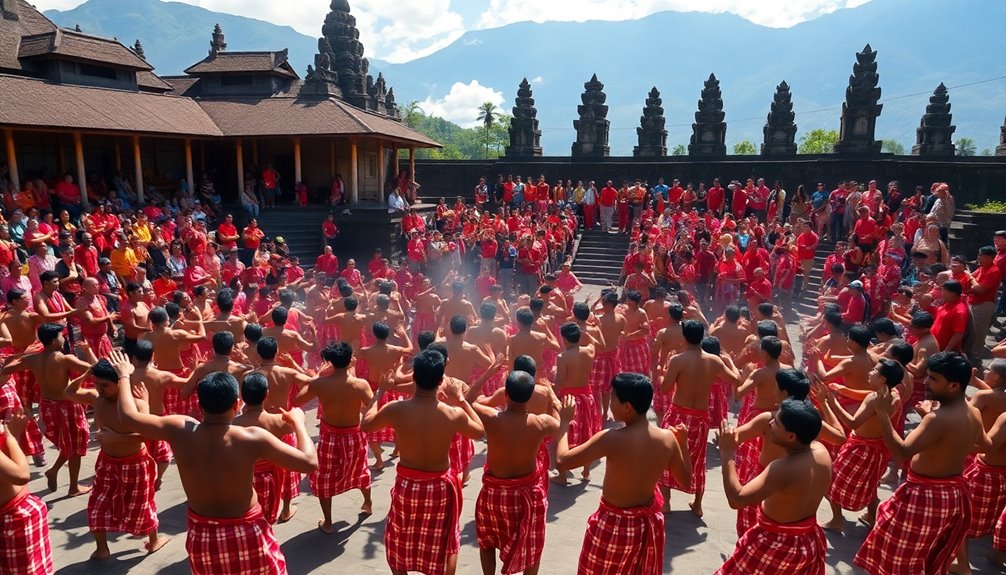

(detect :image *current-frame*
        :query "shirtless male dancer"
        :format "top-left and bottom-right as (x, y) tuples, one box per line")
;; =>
(357, 321), (414, 468)
(553, 322), (600, 485)
(0, 410), (54, 574)
(589, 292), (624, 421)
(129, 339), (188, 489)
(140, 307), (205, 417)
(0, 288), (45, 464)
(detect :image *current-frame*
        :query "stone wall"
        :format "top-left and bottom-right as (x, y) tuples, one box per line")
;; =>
(403, 155), (1006, 206)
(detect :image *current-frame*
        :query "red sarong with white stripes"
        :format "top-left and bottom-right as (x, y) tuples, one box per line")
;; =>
(577, 490), (664, 575)
(39, 397), (89, 457)
(186, 504), (287, 575)
(0, 488), (53, 575)
(386, 466), (462, 575)
(253, 460), (281, 524)
(310, 422), (371, 498)
(0, 381), (42, 456)
(87, 447), (159, 535)
(660, 404), (709, 494)
(588, 349), (620, 394)
(716, 509), (826, 574)
(828, 433), (889, 512)
(964, 456), (1006, 538)
(476, 469), (548, 575)
(561, 387), (601, 448)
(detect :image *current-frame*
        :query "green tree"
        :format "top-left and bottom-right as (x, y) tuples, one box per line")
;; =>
(980, 148), (994, 156)
(476, 102), (500, 159)
(732, 140), (756, 155)
(956, 137), (976, 156)
(402, 100), (424, 129)
(798, 129), (839, 154)
(671, 144), (687, 156)
(881, 140), (905, 154)
(490, 114), (511, 157)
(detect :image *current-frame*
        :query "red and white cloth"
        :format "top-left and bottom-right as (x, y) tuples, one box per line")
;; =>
(660, 405), (709, 494)
(588, 349), (620, 394)
(253, 460), (281, 524)
(853, 471), (971, 575)
(87, 448), (159, 535)
(386, 466), (462, 575)
(186, 504), (287, 575)
(310, 422), (371, 499)
(279, 433), (301, 500)
(577, 490), (664, 575)
(145, 439), (173, 464)
(0, 381), (43, 456)
(964, 456), (1006, 538)
(617, 339), (649, 375)
(0, 488), (53, 575)
(561, 387), (602, 448)
(449, 433), (475, 481)
(39, 397), (89, 457)
(162, 367), (199, 418)
(828, 433), (890, 512)
(475, 470), (548, 575)
(716, 509), (826, 574)
(708, 378), (729, 427)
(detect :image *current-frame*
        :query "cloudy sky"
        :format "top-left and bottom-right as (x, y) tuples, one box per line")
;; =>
(35, 0), (873, 63)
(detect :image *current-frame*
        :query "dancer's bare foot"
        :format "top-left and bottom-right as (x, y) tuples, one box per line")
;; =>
(581, 467), (590, 481)
(317, 519), (334, 534)
(144, 536), (170, 554)
(549, 470), (569, 486)
(68, 485), (92, 497)
(858, 513), (876, 527)
(371, 458), (386, 469)
(89, 549), (111, 560)
(948, 560), (973, 575)
(361, 501), (373, 515)
(44, 469), (57, 492)
(820, 517), (844, 533)
(277, 506), (298, 523)
(688, 500), (704, 518)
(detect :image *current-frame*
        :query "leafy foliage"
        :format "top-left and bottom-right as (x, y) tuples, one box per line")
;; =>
(732, 140), (756, 155)
(402, 103), (509, 160)
(956, 137), (976, 156)
(671, 144), (687, 156)
(880, 140), (905, 154)
(964, 199), (1006, 213)
(798, 129), (839, 154)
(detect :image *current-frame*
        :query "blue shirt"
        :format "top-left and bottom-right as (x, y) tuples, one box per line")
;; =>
(811, 190), (829, 209)
(652, 184), (669, 201)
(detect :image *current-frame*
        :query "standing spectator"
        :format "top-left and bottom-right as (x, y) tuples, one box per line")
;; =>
(241, 218), (264, 266)
(994, 230), (1006, 328)
(932, 280), (969, 353)
(330, 174), (346, 206)
(217, 214), (240, 253)
(55, 173), (83, 220)
(810, 182), (830, 237)
(795, 220), (819, 294)
(707, 178), (725, 216)
(241, 178), (259, 218)
(929, 183), (955, 246)
(322, 213), (339, 252)
(261, 164), (280, 208)
(828, 182), (848, 243)
(583, 181), (597, 231)
(968, 246), (1002, 362)
(599, 181), (617, 233)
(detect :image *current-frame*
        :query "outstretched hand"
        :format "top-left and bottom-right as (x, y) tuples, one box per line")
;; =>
(559, 395), (576, 424)
(279, 407), (306, 427)
(109, 349), (134, 378)
(718, 419), (738, 459)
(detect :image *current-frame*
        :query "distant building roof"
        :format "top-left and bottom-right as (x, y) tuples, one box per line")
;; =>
(18, 28), (152, 71)
(184, 49), (298, 78)
(196, 96), (439, 147)
(136, 70), (173, 93)
(0, 0), (57, 72)
(0, 74), (221, 136)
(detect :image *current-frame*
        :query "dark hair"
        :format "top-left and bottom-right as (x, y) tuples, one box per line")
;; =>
(134, 338), (154, 362)
(757, 303), (774, 317)
(427, 342), (449, 362)
(776, 368), (810, 400)
(91, 359), (119, 382)
(668, 303), (684, 321)
(516, 308), (534, 327)
(5, 288), (24, 304)
(626, 290), (642, 303)
(322, 342), (353, 368)
(197, 371), (240, 414)
(271, 306), (288, 327)
(778, 398), (822, 445)
(344, 296), (358, 311)
(514, 355), (537, 376)
(480, 302), (497, 321)
(417, 330), (436, 350)
(681, 319), (704, 345)
(244, 322), (263, 343)
(760, 336), (783, 360)
(148, 307), (168, 325)
(871, 317), (898, 337)
(910, 311), (934, 329)
(560, 322), (581, 343)
(848, 325), (872, 349)
(877, 358), (905, 389)
(504, 370), (535, 404)
(449, 315), (467, 335)
(572, 302), (590, 321)
(611, 372), (653, 415)
(257, 336), (278, 360)
(824, 310), (843, 328)
(212, 331), (235, 356)
(216, 288), (235, 312)
(602, 291), (618, 306)
(887, 340), (914, 366)
(529, 298), (544, 314)
(372, 321), (390, 341)
(927, 351), (972, 389)
(412, 349), (446, 391)
(756, 320), (778, 338)
(241, 372), (269, 406)
(942, 280), (963, 296)
(700, 336), (721, 355)
(38, 322), (64, 346)
(39, 270), (59, 284)
(165, 302), (181, 321)
(724, 306), (740, 323)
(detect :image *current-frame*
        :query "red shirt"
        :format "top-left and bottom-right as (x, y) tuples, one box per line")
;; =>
(183, 265), (210, 291)
(242, 226), (263, 250)
(707, 186), (725, 212)
(407, 238), (425, 262)
(842, 293), (866, 324)
(502, 182), (514, 203)
(853, 217), (879, 243)
(217, 222), (239, 250)
(970, 263), (1003, 305)
(932, 300), (969, 351)
(480, 239), (498, 259)
(74, 244), (99, 277)
(152, 277), (177, 302)
(322, 221), (338, 239)
(668, 186), (684, 205)
(746, 277), (772, 305)
(475, 274), (496, 299)
(796, 231), (819, 261)
(599, 186), (618, 207)
(536, 183), (550, 202)
(731, 189), (747, 215)
(185, 230), (207, 256)
(315, 253), (339, 277)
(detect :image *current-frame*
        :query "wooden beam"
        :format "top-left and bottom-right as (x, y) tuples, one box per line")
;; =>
(409, 146), (416, 202)
(73, 132), (87, 207)
(4, 129), (20, 193)
(377, 140), (386, 204)
(349, 139), (359, 205)
(293, 137), (302, 184)
(132, 135), (144, 204)
(185, 138), (194, 194)
(329, 139), (336, 180)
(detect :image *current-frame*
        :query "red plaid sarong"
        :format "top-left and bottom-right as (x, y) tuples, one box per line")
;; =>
(475, 470), (547, 575)
(39, 397), (89, 457)
(310, 422), (371, 498)
(0, 487), (53, 575)
(995, 499), (1006, 550)
(734, 409), (768, 537)
(472, 366), (505, 397)
(964, 457), (1006, 537)
(83, 333), (113, 360)
(279, 433), (301, 500)
(716, 509), (826, 574)
(708, 378), (729, 426)
(577, 490), (664, 575)
(854, 471), (971, 575)
(660, 405), (709, 494)
(253, 460), (281, 524)
(162, 367), (199, 418)
(828, 433), (890, 512)
(186, 504), (287, 575)
(617, 339), (649, 375)
(651, 388), (672, 416)
(588, 349), (620, 394)
(449, 433), (475, 480)
(11, 369), (38, 409)
(537, 439), (551, 494)
(561, 387), (601, 448)
(0, 381), (42, 456)
(412, 312), (436, 344)
(145, 439), (173, 463)
(87, 448), (159, 535)
(542, 349), (557, 381)
(386, 466), (462, 575)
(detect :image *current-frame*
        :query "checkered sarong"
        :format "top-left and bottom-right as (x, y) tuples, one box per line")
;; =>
(708, 378), (729, 427)
(716, 509), (826, 574)
(162, 367), (200, 418)
(660, 405), (709, 494)
(310, 422), (371, 499)
(964, 457), (1006, 538)
(588, 349), (620, 394)
(386, 466), (462, 575)
(0, 381), (43, 456)
(854, 471), (971, 575)
(561, 387), (601, 448)
(186, 504), (287, 575)
(828, 433), (890, 512)
(145, 439), (173, 464)
(473, 366), (506, 397)
(279, 433), (301, 500)
(577, 490), (664, 575)
(0, 488), (53, 575)
(475, 470), (547, 575)
(39, 397), (89, 457)
(617, 339), (649, 375)
(253, 461), (281, 524)
(87, 448), (159, 535)
(449, 434), (475, 481)
(358, 360), (396, 444)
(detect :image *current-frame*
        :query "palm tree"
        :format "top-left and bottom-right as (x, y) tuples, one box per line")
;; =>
(476, 102), (499, 159)
(956, 137), (976, 157)
(402, 100), (424, 128)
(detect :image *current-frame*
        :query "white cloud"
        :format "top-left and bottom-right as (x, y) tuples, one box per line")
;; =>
(420, 80), (505, 128)
(530, 75), (545, 85)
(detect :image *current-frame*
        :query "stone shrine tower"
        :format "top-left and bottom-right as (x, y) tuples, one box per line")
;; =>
(998, 116), (1006, 156)
(571, 74), (610, 158)
(688, 73), (726, 157)
(634, 87), (667, 157)
(761, 81), (797, 156)
(506, 78), (542, 158)
(912, 83), (956, 156)
(835, 44), (883, 155)
(303, 0), (399, 119)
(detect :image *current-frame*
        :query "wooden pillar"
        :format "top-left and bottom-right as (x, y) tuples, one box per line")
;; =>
(329, 140), (337, 179)
(376, 141), (386, 203)
(4, 129), (20, 192)
(113, 138), (122, 173)
(73, 132), (87, 206)
(236, 139), (245, 199)
(349, 139), (359, 205)
(132, 135), (144, 204)
(409, 146), (416, 201)
(293, 137), (302, 183)
(184, 138), (194, 192)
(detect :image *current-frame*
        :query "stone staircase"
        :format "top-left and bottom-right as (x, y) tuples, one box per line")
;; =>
(949, 210), (1005, 261)
(252, 206), (328, 265)
(571, 229), (631, 286)
(792, 239), (836, 319)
